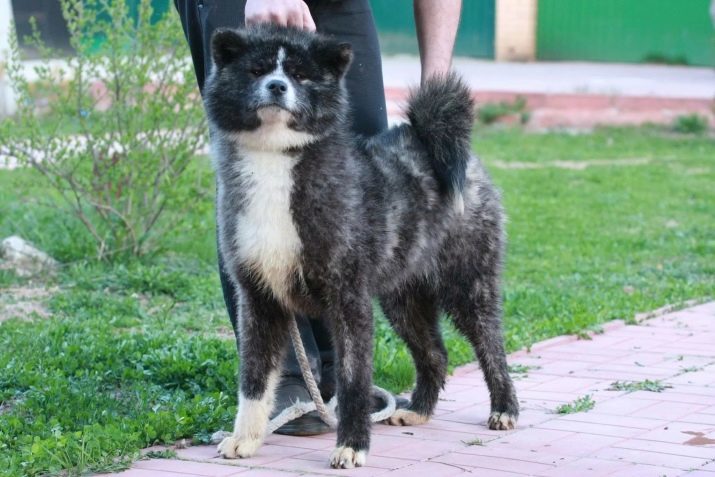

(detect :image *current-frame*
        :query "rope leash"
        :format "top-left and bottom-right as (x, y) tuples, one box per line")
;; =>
(211, 314), (397, 444)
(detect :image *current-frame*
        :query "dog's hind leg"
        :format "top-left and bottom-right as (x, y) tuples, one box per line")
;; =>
(379, 285), (447, 426)
(218, 281), (289, 459)
(328, 287), (374, 469)
(442, 273), (519, 430)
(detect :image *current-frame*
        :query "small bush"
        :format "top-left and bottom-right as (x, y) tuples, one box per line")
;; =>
(672, 114), (709, 135)
(477, 97), (529, 125)
(0, 0), (206, 260)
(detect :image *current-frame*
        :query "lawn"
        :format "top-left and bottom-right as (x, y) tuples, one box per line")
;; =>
(0, 127), (713, 475)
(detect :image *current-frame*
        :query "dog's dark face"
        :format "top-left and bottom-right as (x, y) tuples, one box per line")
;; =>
(204, 25), (352, 138)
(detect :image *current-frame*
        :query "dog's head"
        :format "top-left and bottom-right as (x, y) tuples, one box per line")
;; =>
(204, 25), (352, 147)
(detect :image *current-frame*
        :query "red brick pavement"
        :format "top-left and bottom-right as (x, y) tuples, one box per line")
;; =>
(110, 301), (715, 477)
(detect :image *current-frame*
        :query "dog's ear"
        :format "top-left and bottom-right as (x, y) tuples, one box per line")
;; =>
(212, 29), (249, 68)
(313, 40), (353, 78)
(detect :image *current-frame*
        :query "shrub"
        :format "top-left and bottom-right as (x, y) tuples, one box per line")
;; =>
(477, 96), (529, 125)
(0, 0), (206, 260)
(672, 114), (709, 135)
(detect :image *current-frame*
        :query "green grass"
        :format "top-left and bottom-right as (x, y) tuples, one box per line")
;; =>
(608, 379), (673, 393)
(555, 395), (596, 414)
(0, 127), (713, 475)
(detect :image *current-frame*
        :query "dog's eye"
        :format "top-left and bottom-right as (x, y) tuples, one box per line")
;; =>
(250, 68), (264, 77)
(293, 72), (306, 81)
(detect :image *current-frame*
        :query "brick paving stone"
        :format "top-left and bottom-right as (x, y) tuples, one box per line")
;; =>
(431, 451), (557, 475)
(133, 459), (247, 476)
(494, 428), (575, 450)
(112, 470), (205, 477)
(516, 360), (594, 377)
(534, 458), (633, 477)
(668, 373), (715, 387)
(681, 413), (715, 426)
(266, 456), (392, 476)
(264, 433), (336, 450)
(631, 401), (709, 421)
(634, 421), (715, 445)
(526, 376), (607, 393)
(608, 464), (689, 477)
(105, 302), (715, 477)
(535, 350), (627, 364)
(535, 418), (647, 438)
(238, 470), (301, 476)
(591, 396), (662, 416)
(613, 438), (715, 460)
(536, 432), (626, 457)
(592, 447), (709, 469)
(557, 411), (669, 430)
(591, 363), (679, 379)
(454, 445), (573, 467)
(370, 438), (462, 461)
(513, 389), (582, 403)
(383, 462), (470, 477)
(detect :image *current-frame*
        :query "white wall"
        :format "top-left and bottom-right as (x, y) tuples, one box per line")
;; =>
(495, 0), (538, 61)
(0, 0), (16, 116)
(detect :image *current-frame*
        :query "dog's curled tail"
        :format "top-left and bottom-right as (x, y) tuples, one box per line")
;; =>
(406, 72), (474, 213)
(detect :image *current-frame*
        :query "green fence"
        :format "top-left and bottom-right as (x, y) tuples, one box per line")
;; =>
(537, 0), (715, 66)
(371, 0), (495, 58)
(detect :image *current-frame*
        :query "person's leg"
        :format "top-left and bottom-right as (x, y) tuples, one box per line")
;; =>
(175, 0), (331, 435)
(307, 0), (389, 399)
(309, 0), (388, 137)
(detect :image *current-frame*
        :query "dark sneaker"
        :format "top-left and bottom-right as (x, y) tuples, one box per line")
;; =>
(271, 377), (332, 436)
(271, 377), (411, 436)
(372, 392), (410, 412)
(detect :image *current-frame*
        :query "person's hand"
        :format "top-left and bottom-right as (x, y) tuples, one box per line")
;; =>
(245, 0), (316, 31)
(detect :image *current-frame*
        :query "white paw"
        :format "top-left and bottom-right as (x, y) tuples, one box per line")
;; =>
(217, 435), (262, 459)
(329, 446), (367, 469)
(488, 411), (518, 430)
(385, 409), (430, 426)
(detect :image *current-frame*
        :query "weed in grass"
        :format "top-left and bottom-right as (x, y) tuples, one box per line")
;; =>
(608, 380), (672, 392)
(575, 324), (604, 340)
(555, 395), (596, 414)
(462, 438), (484, 446)
(678, 366), (704, 374)
(508, 364), (539, 374)
(143, 449), (178, 459)
(672, 114), (709, 135)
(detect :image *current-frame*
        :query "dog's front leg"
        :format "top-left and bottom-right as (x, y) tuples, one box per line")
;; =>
(328, 289), (374, 469)
(218, 282), (289, 459)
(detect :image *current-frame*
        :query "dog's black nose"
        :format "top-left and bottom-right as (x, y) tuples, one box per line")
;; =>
(266, 79), (288, 95)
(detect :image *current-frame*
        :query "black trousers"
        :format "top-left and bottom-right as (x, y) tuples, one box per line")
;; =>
(174, 0), (387, 385)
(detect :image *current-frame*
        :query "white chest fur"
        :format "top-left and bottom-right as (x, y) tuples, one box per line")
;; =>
(233, 150), (302, 303)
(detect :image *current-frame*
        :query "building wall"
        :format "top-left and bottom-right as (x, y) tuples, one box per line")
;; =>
(537, 0), (715, 66)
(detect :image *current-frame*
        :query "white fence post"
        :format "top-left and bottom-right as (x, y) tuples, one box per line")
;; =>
(0, 0), (16, 117)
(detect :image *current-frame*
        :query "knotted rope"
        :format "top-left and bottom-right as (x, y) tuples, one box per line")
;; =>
(211, 314), (397, 444)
